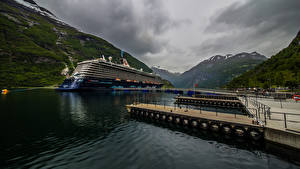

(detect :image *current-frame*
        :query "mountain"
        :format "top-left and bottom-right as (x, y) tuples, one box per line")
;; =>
(173, 52), (267, 88)
(226, 30), (300, 89)
(151, 66), (181, 84)
(0, 0), (152, 88)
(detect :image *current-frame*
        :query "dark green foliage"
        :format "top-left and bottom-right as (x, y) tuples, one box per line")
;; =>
(226, 31), (300, 89)
(0, 1), (152, 88)
(0, 62), (65, 87)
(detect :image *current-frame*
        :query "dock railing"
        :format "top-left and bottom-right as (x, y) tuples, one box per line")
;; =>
(240, 95), (300, 132)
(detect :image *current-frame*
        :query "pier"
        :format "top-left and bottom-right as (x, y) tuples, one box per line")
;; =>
(240, 96), (300, 149)
(126, 93), (300, 149)
(126, 103), (264, 140)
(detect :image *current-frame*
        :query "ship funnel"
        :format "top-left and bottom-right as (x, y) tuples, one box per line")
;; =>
(108, 56), (112, 62)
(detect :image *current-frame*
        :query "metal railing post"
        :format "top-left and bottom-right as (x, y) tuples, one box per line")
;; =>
(200, 105), (202, 114)
(256, 109), (258, 120)
(284, 113), (287, 128)
(264, 108), (267, 125)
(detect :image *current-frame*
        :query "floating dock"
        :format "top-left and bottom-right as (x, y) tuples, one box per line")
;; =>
(175, 96), (245, 109)
(193, 94), (239, 100)
(114, 87), (234, 96)
(126, 103), (263, 140)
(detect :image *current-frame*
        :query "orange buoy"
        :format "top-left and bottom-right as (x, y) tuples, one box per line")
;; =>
(2, 89), (8, 94)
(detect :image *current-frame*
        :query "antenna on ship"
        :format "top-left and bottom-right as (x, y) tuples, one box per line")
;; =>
(102, 55), (106, 61)
(121, 50), (124, 58)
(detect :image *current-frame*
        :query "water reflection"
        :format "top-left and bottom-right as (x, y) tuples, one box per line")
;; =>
(0, 89), (299, 169)
(59, 92), (88, 126)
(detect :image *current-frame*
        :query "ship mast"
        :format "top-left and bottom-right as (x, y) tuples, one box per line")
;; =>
(121, 50), (130, 67)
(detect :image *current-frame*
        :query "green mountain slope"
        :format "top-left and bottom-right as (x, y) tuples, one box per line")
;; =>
(0, 0), (152, 88)
(226, 30), (300, 89)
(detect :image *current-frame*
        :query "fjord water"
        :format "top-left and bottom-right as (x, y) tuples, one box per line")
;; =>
(0, 89), (299, 169)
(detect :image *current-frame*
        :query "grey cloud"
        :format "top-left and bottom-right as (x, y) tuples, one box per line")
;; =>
(35, 0), (300, 73)
(209, 0), (300, 32)
(198, 0), (300, 58)
(36, 0), (179, 56)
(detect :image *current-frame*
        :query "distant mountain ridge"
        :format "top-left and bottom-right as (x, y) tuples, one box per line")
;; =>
(226, 30), (300, 89)
(0, 0), (152, 88)
(156, 52), (267, 88)
(151, 66), (181, 84)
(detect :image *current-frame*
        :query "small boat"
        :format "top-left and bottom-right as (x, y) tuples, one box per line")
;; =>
(1, 89), (8, 94)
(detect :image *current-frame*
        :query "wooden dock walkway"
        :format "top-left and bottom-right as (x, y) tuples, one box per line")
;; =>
(126, 103), (263, 140)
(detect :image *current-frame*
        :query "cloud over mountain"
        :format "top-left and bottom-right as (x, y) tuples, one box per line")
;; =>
(36, 0), (300, 72)
(37, 0), (184, 57)
(197, 0), (300, 58)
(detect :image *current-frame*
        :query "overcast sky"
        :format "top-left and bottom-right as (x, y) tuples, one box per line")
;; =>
(36, 0), (300, 73)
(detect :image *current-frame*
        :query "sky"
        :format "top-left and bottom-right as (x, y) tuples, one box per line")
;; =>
(36, 0), (300, 73)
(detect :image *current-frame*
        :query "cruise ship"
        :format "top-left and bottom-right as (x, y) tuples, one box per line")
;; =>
(57, 55), (163, 91)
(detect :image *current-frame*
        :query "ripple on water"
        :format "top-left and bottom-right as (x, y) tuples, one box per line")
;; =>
(1, 90), (300, 169)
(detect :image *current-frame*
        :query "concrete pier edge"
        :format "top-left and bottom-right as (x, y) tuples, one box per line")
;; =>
(264, 127), (300, 150)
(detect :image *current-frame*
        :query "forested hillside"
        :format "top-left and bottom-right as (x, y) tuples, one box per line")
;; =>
(226, 30), (300, 89)
(0, 0), (152, 88)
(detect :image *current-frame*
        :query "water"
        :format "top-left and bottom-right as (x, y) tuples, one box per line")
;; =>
(0, 89), (299, 169)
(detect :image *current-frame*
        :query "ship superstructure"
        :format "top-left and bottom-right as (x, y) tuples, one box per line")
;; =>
(58, 55), (163, 90)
